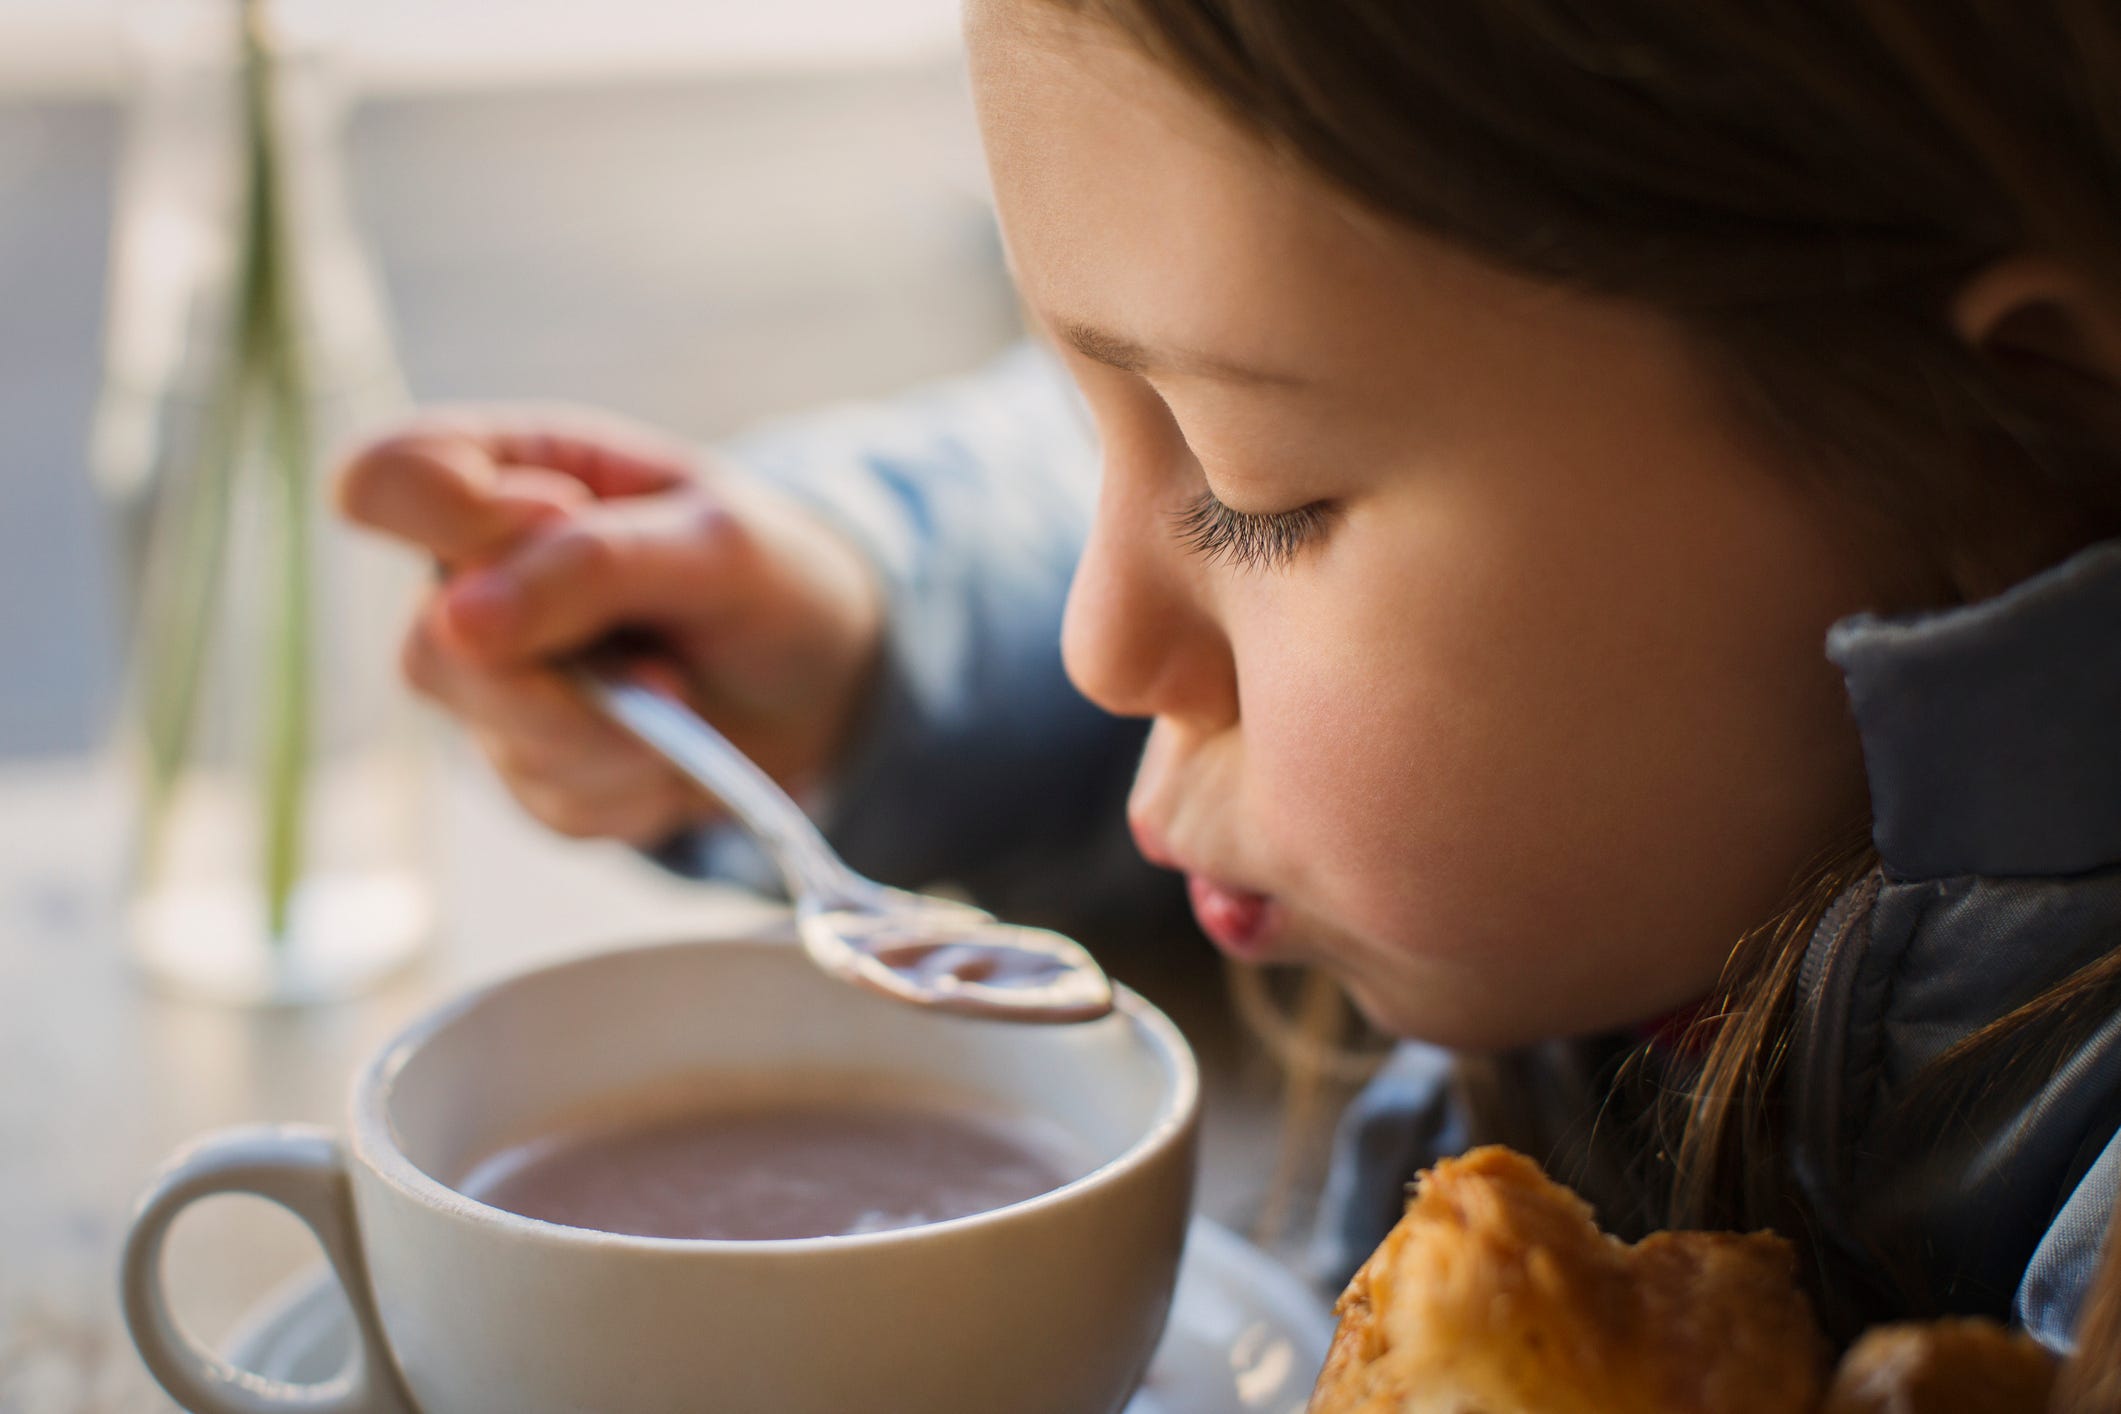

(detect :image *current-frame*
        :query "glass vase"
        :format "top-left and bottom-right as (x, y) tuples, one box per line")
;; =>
(93, 0), (433, 1005)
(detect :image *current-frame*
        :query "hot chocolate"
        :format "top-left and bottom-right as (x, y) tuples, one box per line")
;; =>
(457, 1083), (1077, 1241)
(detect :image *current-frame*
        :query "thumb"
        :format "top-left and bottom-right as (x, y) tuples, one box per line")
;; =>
(438, 497), (758, 664)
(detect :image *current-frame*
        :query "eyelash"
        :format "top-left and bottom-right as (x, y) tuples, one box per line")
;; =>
(1169, 492), (1334, 570)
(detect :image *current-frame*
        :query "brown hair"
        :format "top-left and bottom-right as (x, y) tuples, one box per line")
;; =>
(1047, 0), (2121, 1333)
(1051, 0), (2121, 543)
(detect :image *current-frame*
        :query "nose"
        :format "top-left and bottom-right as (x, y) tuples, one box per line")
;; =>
(1061, 461), (1239, 730)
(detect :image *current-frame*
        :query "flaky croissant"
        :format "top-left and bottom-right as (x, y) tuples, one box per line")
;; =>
(1303, 1147), (2072, 1413)
(1821, 1320), (2057, 1414)
(1307, 1146), (1832, 1414)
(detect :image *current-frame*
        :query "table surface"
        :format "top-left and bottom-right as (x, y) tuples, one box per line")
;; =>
(0, 748), (1338, 1411)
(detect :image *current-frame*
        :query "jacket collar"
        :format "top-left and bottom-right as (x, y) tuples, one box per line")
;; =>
(1828, 537), (2121, 880)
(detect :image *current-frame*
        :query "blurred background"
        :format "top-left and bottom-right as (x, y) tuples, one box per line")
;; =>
(1, 0), (1015, 759)
(0, 4), (1344, 1408)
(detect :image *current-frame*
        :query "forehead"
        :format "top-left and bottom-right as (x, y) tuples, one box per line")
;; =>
(962, 0), (1676, 419)
(964, 0), (1420, 371)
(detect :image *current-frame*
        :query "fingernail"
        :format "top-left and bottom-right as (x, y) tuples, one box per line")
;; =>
(444, 570), (515, 636)
(629, 660), (687, 701)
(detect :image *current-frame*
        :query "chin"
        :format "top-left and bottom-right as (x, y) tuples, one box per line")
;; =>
(1273, 910), (1563, 1050)
(1338, 976), (1442, 1046)
(1338, 975), (1549, 1054)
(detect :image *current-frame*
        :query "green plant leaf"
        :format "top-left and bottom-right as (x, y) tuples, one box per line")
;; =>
(242, 0), (315, 946)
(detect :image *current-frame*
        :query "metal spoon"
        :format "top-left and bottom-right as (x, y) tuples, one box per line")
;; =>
(568, 664), (1115, 1024)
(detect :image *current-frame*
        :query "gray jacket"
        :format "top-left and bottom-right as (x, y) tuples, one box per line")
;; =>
(668, 345), (2121, 1352)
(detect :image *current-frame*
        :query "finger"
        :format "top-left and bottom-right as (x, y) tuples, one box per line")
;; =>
(509, 774), (702, 846)
(338, 433), (583, 564)
(392, 405), (697, 499)
(409, 618), (709, 836)
(475, 722), (677, 802)
(622, 657), (692, 702)
(402, 602), (646, 752)
(437, 500), (756, 664)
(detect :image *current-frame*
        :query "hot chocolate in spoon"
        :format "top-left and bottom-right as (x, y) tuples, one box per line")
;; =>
(569, 665), (1115, 1024)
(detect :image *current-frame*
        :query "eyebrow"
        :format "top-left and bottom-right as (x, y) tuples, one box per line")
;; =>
(1053, 318), (1310, 389)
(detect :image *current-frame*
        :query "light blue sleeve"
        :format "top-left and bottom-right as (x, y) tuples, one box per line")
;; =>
(649, 341), (1176, 938)
(2017, 1122), (2121, 1352)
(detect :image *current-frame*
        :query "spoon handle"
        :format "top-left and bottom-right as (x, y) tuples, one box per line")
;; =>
(567, 665), (859, 906)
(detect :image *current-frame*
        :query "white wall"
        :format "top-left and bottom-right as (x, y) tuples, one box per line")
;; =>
(0, 0), (962, 94)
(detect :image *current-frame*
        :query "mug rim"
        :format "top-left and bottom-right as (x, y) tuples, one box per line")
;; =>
(347, 931), (1200, 1253)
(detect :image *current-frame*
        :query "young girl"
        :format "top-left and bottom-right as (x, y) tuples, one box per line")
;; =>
(338, 0), (2121, 1353)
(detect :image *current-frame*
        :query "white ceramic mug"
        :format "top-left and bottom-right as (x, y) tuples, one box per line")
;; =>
(122, 932), (1200, 1413)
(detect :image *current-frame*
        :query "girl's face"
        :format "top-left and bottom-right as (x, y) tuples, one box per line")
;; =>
(967, 2), (1898, 1047)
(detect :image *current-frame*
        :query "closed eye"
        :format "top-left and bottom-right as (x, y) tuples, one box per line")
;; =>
(1170, 492), (1335, 570)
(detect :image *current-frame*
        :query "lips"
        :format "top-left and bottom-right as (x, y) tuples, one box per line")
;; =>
(1185, 874), (1277, 956)
(1131, 817), (1279, 955)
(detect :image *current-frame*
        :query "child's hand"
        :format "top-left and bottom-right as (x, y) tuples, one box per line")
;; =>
(336, 411), (884, 846)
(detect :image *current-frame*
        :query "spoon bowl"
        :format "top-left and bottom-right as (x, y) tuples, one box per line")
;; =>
(801, 900), (1117, 1023)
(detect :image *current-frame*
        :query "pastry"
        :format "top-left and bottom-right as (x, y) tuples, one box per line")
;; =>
(1306, 1146), (1831, 1413)
(1821, 1319), (2057, 1414)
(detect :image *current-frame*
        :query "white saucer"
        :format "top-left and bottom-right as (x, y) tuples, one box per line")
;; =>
(222, 1217), (1334, 1413)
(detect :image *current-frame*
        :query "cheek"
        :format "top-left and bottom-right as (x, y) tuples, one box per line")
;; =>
(1235, 587), (1503, 966)
(1227, 462), (1871, 1035)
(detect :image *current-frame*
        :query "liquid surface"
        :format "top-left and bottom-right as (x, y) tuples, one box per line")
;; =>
(458, 1094), (1072, 1241)
(870, 939), (1075, 989)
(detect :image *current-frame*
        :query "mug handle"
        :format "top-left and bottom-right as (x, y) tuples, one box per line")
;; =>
(120, 1124), (415, 1414)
